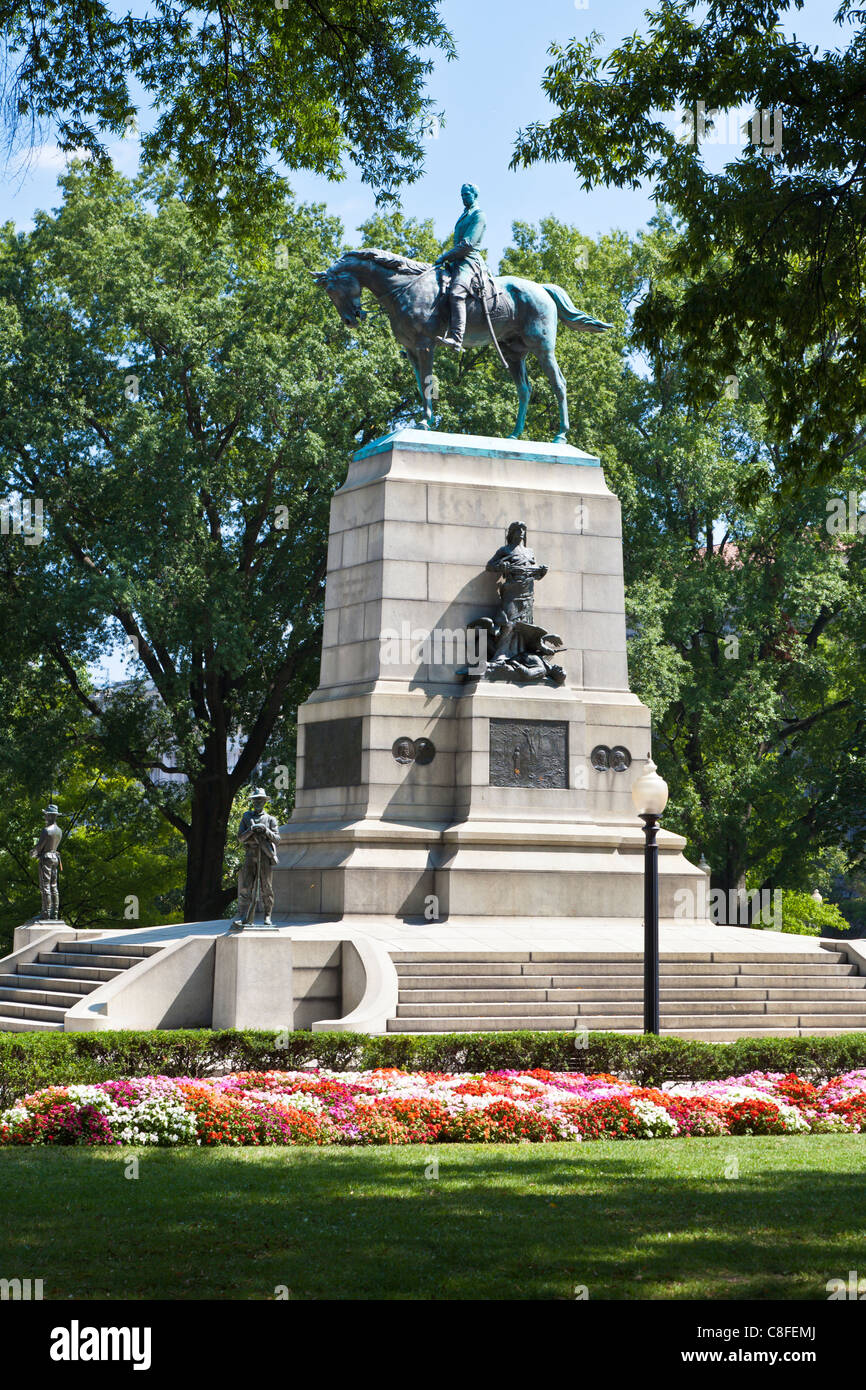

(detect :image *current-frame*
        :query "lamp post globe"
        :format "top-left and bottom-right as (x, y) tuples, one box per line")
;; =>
(631, 758), (669, 817)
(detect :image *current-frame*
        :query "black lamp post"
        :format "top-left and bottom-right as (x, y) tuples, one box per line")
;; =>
(631, 758), (670, 1035)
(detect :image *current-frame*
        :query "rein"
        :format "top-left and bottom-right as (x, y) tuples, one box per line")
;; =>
(472, 267), (510, 370)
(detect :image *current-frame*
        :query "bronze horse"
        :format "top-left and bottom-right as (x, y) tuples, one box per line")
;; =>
(312, 249), (611, 442)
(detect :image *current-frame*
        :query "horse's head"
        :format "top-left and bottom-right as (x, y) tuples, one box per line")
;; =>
(311, 262), (367, 328)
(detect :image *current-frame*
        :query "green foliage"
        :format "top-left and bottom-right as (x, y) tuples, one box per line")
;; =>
(511, 0), (866, 486)
(3, 1027), (866, 1107)
(839, 899), (866, 930)
(0, 163), (418, 920)
(498, 218), (635, 477)
(0, 770), (185, 952)
(0, 660), (185, 951)
(0, 0), (454, 229)
(780, 890), (851, 937)
(620, 218), (866, 894)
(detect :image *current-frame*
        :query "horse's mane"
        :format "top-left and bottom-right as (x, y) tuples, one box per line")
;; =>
(341, 247), (431, 276)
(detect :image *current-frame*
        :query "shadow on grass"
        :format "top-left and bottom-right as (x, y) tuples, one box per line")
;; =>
(1, 1138), (864, 1300)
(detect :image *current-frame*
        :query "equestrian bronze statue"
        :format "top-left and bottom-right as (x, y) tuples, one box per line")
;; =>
(312, 184), (611, 443)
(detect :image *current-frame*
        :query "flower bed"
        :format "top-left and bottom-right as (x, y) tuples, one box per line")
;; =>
(2, 1068), (866, 1147)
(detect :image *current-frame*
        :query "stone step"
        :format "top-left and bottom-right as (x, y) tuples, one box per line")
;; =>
(395, 971), (860, 990)
(0, 938), (164, 1032)
(387, 1020), (866, 1038)
(388, 1015), (583, 1032)
(0, 1015), (63, 1032)
(388, 1013), (866, 1032)
(401, 973), (866, 991)
(402, 987), (550, 1004)
(395, 952), (535, 964)
(393, 950), (847, 965)
(38, 951), (148, 971)
(544, 950), (848, 965)
(523, 960), (855, 977)
(596, 971), (854, 987)
(669, 1027), (866, 1040)
(390, 942), (864, 1037)
(3, 971), (99, 994)
(395, 959), (856, 978)
(0, 999), (69, 1022)
(396, 997), (866, 1018)
(0, 986), (83, 1008)
(65, 940), (163, 957)
(23, 962), (123, 982)
(399, 984), (866, 1004)
(397, 1000), (591, 1018)
(396, 960), (528, 976)
(664, 985), (866, 1001)
(662, 1013), (866, 1028)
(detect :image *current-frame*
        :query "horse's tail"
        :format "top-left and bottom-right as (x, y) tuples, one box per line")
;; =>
(543, 283), (612, 333)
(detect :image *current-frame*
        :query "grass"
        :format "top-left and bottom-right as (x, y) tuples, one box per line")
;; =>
(2, 1136), (865, 1300)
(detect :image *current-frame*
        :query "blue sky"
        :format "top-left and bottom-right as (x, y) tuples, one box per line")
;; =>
(3, 0), (847, 262)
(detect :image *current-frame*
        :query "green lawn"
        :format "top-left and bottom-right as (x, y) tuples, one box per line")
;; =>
(2, 1137), (865, 1299)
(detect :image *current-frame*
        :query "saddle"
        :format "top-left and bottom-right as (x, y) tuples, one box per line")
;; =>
(437, 261), (503, 315)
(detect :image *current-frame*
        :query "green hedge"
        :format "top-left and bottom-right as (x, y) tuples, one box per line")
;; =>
(3, 1029), (866, 1107)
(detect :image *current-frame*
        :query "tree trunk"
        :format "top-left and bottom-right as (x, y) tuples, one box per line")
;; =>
(183, 773), (235, 922)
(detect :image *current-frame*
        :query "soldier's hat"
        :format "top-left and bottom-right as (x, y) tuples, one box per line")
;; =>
(42, 803), (60, 815)
(249, 787), (268, 801)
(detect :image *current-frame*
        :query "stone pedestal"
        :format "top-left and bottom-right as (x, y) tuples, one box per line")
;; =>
(273, 429), (706, 924)
(212, 932), (293, 1030)
(12, 921), (75, 952)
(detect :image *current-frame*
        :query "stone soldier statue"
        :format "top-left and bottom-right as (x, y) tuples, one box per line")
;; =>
(233, 788), (280, 928)
(435, 181), (487, 351)
(30, 802), (63, 920)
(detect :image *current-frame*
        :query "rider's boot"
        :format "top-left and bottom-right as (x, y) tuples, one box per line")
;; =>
(436, 294), (467, 350)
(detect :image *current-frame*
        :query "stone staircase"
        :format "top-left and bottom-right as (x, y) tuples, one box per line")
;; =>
(0, 939), (164, 1032)
(388, 950), (866, 1039)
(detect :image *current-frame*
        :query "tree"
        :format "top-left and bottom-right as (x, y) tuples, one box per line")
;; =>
(497, 218), (637, 485)
(511, 0), (866, 486)
(620, 221), (866, 898)
(0, 659), (186, 950)
(0, 161), (417, 921)
(0, 0), (454, 227)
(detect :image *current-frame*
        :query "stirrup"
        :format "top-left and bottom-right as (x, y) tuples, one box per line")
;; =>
(436, 332), (463, 350)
